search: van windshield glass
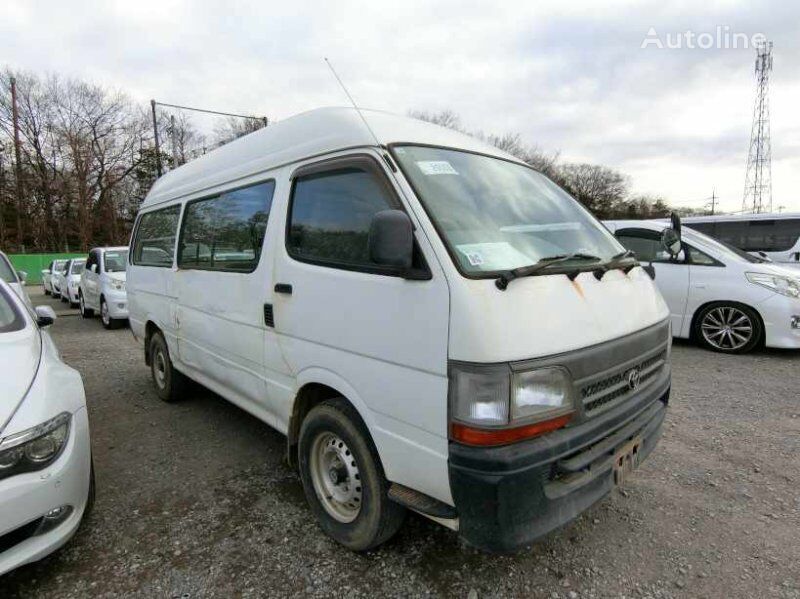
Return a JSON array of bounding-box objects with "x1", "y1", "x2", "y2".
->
[{"x1": 393, "y1": 146, "x2": 623, "y2": 275}]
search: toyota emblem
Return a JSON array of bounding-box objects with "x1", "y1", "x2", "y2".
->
[{"x1": 626, "y1": 367, "x2": 641, "y2": 391}]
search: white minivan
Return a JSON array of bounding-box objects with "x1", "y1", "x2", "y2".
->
[
  {"x1": 79, "y1": 246, "x2": 129, "y2": 329},
  {"x1": 606, "y1": 219, "x2": 800, "y2": 353},
  {"x1": 128, "y1": 107, "x2": 674, "y2": 552}
]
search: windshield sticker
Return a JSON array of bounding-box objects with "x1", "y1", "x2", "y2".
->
[
  {"x1": 456, "y1": 242, "x2": 531, "y2": 271},
  {"x1": 416, "y1": 160, "x2": 459, "y2": 176}
]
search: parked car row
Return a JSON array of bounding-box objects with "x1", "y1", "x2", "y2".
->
[{"x1": 38, "y1": 248, "x2": 129, "y2": 329}]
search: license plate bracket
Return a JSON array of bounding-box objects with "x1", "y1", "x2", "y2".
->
[{"x1": 613, "y1": 436, "x2": 642, "y2": 487}]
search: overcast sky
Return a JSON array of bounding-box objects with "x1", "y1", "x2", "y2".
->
[{"x1": 3, "y1": 0, "x2": 799, "y2": 213}]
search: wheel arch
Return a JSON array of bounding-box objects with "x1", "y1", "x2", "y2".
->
[
  {"x1": 689, "y1": 299, "x2": 766, "y2": 345},
  {"x1": 286, "y1": 370, "x2": 381, "y2": 470}
]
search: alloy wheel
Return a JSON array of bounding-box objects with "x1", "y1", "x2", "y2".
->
[{"x1": 700, "y1": 306, "x2": 753, "y2": 351}]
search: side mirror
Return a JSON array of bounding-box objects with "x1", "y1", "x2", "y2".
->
[
  {"x1": 91, "y1": 264, "x2": 98, "y2": 273},
  {"x1": 17, "y1": 270, "x2": 27, "y2": 283},
  {"x1": 642, "y1": 264, "x2": 656, "y2": 280},
  {"x1": 660, "y1": 228, "x2": 682, "y2": 258},
  {"x1": 42, "y1": 269, "x2": 50, "y2": 275},
  {"x1": 35, "y1": 305, "x2": 57, "y2": 327},
  {"x1": 369, "y1": 210, "x2": 414, "y2": 270}
]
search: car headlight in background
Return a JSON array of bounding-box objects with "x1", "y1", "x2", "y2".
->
[
  {"x1": 110, "y1": 280, "x2": 126, "y2": 292},
  {"x1": 449, "y1": 363, "x2": 574, "y2": 446},
  {"x1": 0, "y1": 412, "x2": 71, "y2": 481},
  {"x1": 746, "y1": 272, "x2": 800, "y2": 298}
]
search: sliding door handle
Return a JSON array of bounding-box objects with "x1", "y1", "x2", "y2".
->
[{"x1": 274, "y1": 283, "x2": 293, "y2": 295}]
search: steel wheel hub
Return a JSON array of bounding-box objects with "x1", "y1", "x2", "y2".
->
[
  {"x1": 701, "y1": 306, "x2": 753, "y2": 350},
  {"x1": 154, "y1": 349, "x2": 167, "y2": 389},
  {"x1": 309, "y1": 432, "x2": 362, "y2": 523}
]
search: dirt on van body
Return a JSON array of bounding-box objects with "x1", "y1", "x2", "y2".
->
[{"x1": 1, "y1": 288, "x2": 799, "y2": 598}]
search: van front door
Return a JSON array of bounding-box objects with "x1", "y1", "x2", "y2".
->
[{"x1": 271, "y1": 154, "x2": 450, "y2": 497}]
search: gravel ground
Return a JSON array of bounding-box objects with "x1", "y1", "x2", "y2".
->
[{"x1": 2, "y1": 288, "x2": 799, "y2": 598}]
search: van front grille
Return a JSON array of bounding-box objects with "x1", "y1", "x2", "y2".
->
[{"x1": 581, "y1": 350, "x2": 666, "y2": 415}]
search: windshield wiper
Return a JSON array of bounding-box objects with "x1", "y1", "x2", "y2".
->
[
  {"x1": 495, "y1": 253, "x2": 602, "y2": 290},
  {"x1": 590, "y1": 249, "x2": 640, "y2": 279}
]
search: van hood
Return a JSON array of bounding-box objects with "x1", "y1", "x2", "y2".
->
[
  {"x1": 0, "y1": 326, "x2": 41, "y2": 434},
  {"x1": 448, "y1": 266, "x2": 669, "y2": 363}
]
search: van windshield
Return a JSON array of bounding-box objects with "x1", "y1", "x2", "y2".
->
[
  {"x1": 104, "y1": 250, "x2": 128, "y2": 273},
  {"x1": 393, "y1": 146, "x2": 623, "y2": 276}
]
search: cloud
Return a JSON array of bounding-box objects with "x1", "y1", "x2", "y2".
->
[{"x1": 2, "y1": 0, "x2": 798, "y2": 212}]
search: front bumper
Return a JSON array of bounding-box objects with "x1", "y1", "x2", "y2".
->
[
  {"x1": 66, "y1": 286, "x2": 80, "y2": 304},
  {"x1": 0, "y1": 407, "x2": 92, "y2": 575},
  {"x1": 449, "y1": 372, "x2": 669, "y2": 552},
  {"x1": 756, "y1": 294, "x2": 800, "y2": 349},
  {"x1": 104, "y1": 290, "x2": 129, "y2": 319}
]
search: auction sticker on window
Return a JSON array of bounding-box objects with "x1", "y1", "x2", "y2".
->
[
  {"x1": 455, "y1": 242, "x2": 531, "y2": 271},
  {"x1": 416, "y1": 161, "x2": 459, "y2": 175}
]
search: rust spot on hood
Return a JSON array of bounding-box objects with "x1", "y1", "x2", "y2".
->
[{"x1": 570, "y1": 277, "x2": 585, "y2": 298}]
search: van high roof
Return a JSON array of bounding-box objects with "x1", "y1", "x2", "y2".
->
[{"x1": 142, "y1": 107, "x2": 518, "y2": 209}]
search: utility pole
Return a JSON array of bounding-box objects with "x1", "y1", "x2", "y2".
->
[
  {"x1": 742, "y1": 40, "x2": 773, "y2": 214},
  {"x1": 10, "y1": 76, "x2": 25, "y2": 252},
  {"x1": 709, "y1": 189, "x2": 716, "y2": 215},
  {"x1": 170, "y1": 115, "x2": 180, "y2": 168},
  {"x1": 150, "y1": 99, "x2": 162, "y2": 177}
]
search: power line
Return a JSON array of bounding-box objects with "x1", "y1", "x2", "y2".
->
[{"x1": 153, "y1": 101, "x2": 268, "y2": 125}]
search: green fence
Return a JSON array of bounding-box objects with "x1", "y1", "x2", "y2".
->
[{"x1": 7, "y1": 253, "x2": 87, "y2": 285}]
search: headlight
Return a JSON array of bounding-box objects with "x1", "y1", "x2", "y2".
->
[
  {"x1": 0, "y1": 413, "x2": 71, "y2": 481},
  {"x1": 449, "y1": 363, "x2": 574, "y2": 446},
  {"x1": 110, "y1": 280, "x2": 126, "y2": 292},
  {"x1": 746, "y1": 272, "x2": 800, "y2": 298}
]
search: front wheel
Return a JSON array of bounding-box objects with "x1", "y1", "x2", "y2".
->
[
  {"x1": 149, "y1": 332, "x2": 186, "y2": 402},
  {"x1": 79, "y1": 293, "x2": 94, "y2": 318},
  {"x1": 100, "y1": 298, "x2": 121, "y2": 329},
  {"x1": 298, "y1": 398, "x2": 405, "y2": 551},
  {"x1": 694, "y1": 303, "x2": 762, "y2": 354}
]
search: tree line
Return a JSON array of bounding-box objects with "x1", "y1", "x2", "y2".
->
[
  {"x1": 0, "y1": 67, "x2": 695, "y2": 254},
  {"x1": 0, "y1": 68, "x2": 262, "y2": 253}
]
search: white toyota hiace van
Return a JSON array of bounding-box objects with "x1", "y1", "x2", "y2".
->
[{"x1": 128, "y1": 108, "x2": 674, "y2": 552}]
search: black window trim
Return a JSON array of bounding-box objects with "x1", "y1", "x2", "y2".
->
[
  {"x1": 176, "y1": 178, "x2": 277, "y2": 274},
  {"x1": 131, "y1": 203, "x2": 184, "y2": 268},
  {"x1": 615, "y1": 227, "x2": 725, "y2": 267},
  {"x1": 285, "y1": 153, "x2": 432, "y2": 280}
]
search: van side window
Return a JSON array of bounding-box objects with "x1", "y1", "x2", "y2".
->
[
  {"x1": 178, "y1": 180, "x2": 275, "y2": 272},
  {"x1": 132, "y1": 205, "x2": 181, "y2": 267},
  {"x1": 287, "y1": 167, "x2": 395, "y2": 269}
]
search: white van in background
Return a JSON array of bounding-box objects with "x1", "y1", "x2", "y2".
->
[
  {"x1": 79, "y1": 247, "x2": 129, "y2": 329},
  {"x1": 682, "y1": 213, "x2": 800, "y2": 267},
  {"x1": 128, "y1": 107, "x2": 674, "y2": 552},
  {"x1": 60, "y1": 258, "x2": 86, "y2": 308}
]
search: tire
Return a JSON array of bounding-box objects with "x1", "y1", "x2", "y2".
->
[
  {"x1": 148, "y1": 332, "x2": 187, "y2": 402},
  {"x1": 100, "y1": 298, "x2": 121, "y2": 330},
  {"x1": 694, "y1": 303, "x2": 762, "y2": 354},
  {"x1": 61, "y1": 293, "x2": 68, "y2": 304},
  {"x1": 298, "y1": 398, "x2": 405, "y2": 551},
  {"x1": 44, "y1": 288, "x2": 51, "y2": 296},
  {"x1": 79, "y1": 293, "x2": 94, "y2": 318}
]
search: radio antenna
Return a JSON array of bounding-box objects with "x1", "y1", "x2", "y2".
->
[{"x1": 324, "y1": 57, "x2": 383, "y2": 148}]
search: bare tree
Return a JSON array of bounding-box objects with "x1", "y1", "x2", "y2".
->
[{"x1": 213, "y1": 116, "x2": 265, "y2": 148}]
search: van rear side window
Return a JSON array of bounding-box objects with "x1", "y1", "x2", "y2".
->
[
  {"x1": 178, "y1": 180, "x2": 275, "y2": 272},
  {"x1": 132, "y1": 205, "x2": 181, "y2": 267}
]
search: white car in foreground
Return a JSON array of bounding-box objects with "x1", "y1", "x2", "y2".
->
[
  {"x1": 606, "y1": 219, "x2": 800, "y2": 353},
  {"x1": 0, "y1": 279, "x2": 93, "y2": 575},
  {"x1": 79, "y1": 247, "x2": 128, "y2": 329},
  {"x1": 0, "y1": 250, "x2": 31, "y2": 308}
]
